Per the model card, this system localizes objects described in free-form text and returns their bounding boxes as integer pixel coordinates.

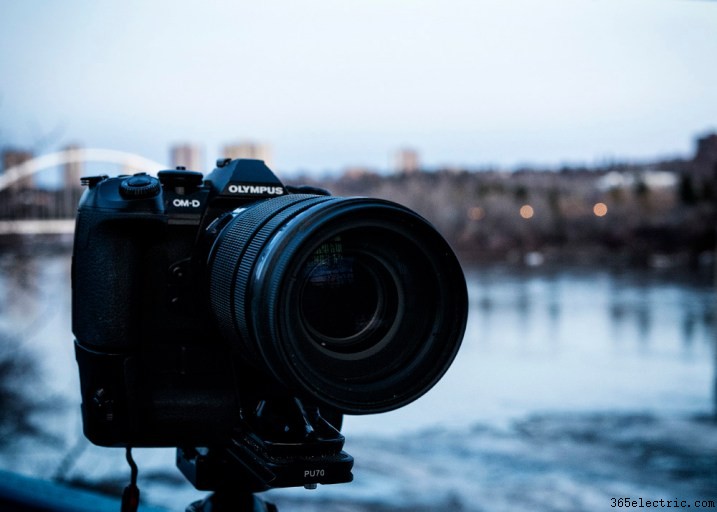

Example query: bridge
[0,148,167,236]
[0,219,77,236]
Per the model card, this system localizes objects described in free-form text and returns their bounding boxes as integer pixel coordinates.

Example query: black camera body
[74,160,288,448]
[72,159,467,493]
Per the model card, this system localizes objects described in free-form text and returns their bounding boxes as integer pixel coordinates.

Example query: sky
[0,0,716,176]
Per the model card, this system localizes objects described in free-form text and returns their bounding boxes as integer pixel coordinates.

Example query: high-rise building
[222,142,273,169]
[2,148,34,191]
[63,144,84,189]
[393,148,420,174]
[695,133,717,166]
[170,143,203,171]
[61,144,85,217]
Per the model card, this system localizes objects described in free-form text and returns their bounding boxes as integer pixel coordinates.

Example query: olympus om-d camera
[72,158,467,506]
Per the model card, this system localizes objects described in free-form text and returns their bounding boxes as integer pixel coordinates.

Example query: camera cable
[120,447,140,512]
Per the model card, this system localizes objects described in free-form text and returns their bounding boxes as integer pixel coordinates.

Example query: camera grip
[72,209,165,351]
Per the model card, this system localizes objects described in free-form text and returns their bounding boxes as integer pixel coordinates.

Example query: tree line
[301,143,716,269]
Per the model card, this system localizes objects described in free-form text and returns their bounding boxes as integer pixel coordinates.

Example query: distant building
[393,148,420,174]
[222,142,272,168]
[2,148,34,191]
[695,132,717,165]
[170,143,203,171]
[63,144,84,189]
[687,132,717,193]
[597,169,677,191]
[61,144,85,216]
[343,166,377,179]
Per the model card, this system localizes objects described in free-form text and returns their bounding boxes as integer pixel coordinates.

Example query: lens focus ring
[209,195,333,360]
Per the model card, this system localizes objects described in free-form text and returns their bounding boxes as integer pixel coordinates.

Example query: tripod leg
[186,491,278,512]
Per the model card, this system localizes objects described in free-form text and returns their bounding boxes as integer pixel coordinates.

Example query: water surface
[0,248,714,511]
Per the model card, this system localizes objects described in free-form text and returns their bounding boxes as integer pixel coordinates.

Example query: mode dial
[119,173,161,199]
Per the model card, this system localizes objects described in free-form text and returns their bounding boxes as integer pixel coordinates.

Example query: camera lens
[208,194,467,414]
[299,239,399,356]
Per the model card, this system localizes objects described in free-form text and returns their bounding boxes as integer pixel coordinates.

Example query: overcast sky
[1,0,716,175]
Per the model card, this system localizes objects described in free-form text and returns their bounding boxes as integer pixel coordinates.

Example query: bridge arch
[0,148,168,191]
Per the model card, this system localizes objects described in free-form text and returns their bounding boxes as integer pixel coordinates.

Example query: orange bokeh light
[519,205,534,219]
[468,206,485,221]
[593,202,608,217]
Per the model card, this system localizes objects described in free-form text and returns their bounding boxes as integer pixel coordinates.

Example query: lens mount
[208,194,467,414]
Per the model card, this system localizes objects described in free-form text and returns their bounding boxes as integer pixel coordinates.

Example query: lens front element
[299,237,400,358]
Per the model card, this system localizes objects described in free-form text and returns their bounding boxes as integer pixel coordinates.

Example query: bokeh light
[468,206,485,221]
[593,202,608,217]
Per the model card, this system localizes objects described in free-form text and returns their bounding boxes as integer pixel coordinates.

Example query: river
[0,244,714,511]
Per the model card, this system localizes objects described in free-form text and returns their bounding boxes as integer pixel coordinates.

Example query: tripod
[186,489,277,512]
[178,398,353,512]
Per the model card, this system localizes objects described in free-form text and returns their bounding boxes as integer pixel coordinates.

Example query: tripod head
[178,397,353,492]
[178,398,353,511]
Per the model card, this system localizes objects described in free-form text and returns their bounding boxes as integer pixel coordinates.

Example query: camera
[72,158,467,496]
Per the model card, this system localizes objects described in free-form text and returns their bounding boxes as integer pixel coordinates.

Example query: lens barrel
[208,194,467,414]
